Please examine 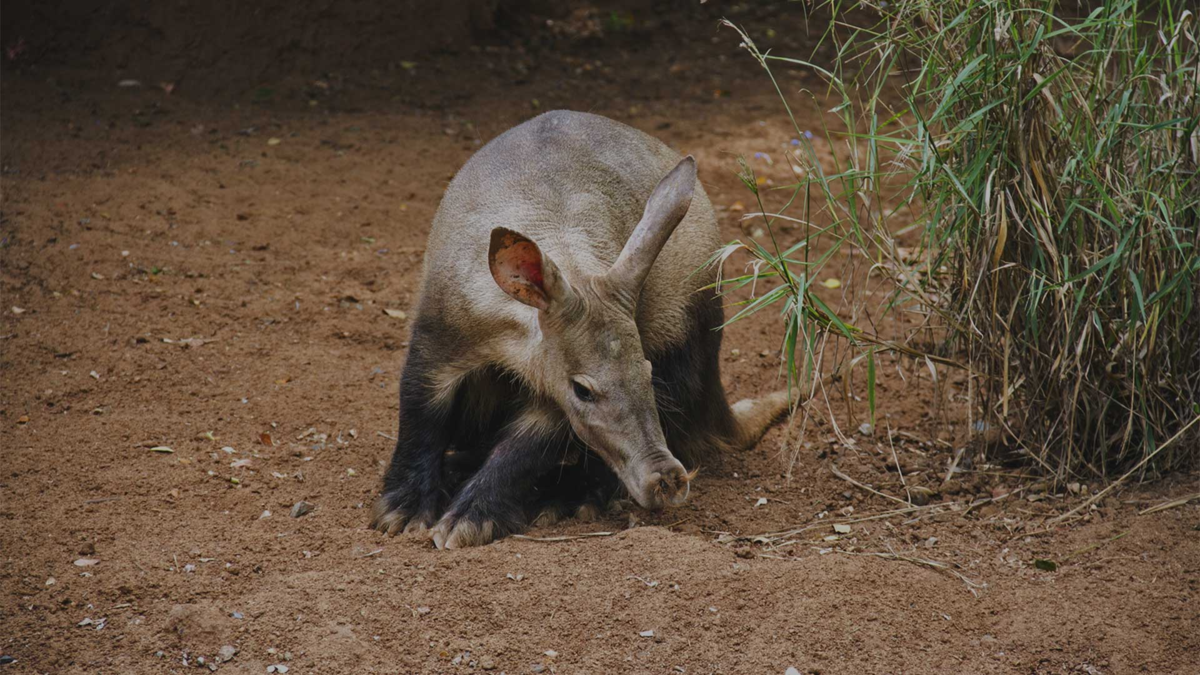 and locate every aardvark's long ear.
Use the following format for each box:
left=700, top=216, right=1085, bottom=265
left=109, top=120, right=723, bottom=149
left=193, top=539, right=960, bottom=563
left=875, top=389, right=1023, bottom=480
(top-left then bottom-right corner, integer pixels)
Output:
left=488, top=227, right=573, bottom=311
left=606, top=156, right=696, bottom=295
